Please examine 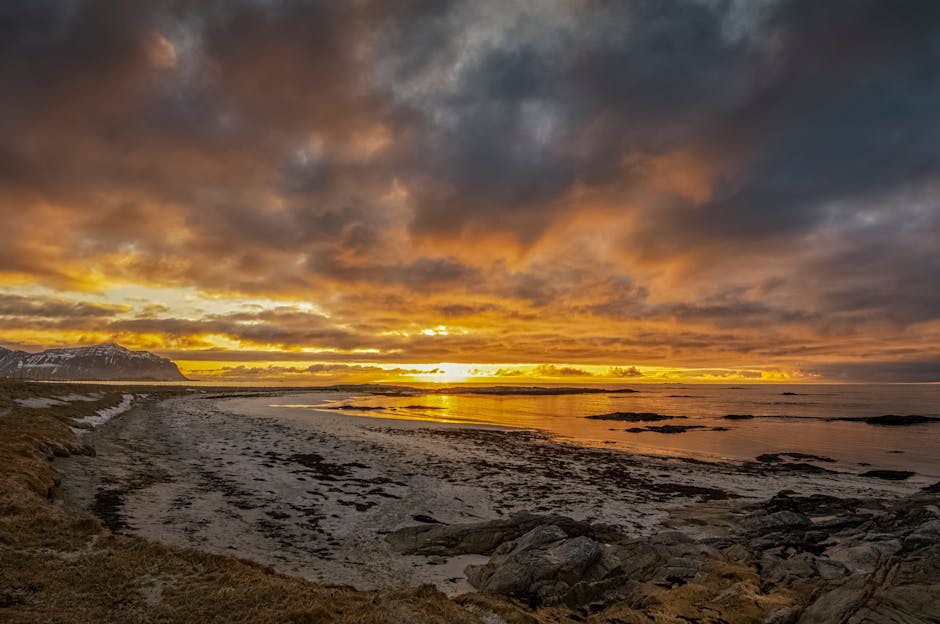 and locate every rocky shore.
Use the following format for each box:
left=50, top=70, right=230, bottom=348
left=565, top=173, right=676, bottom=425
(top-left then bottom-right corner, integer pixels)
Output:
left=7, top=384, right=938, bottom=623
left=388, top=489, right=940, bottom=622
